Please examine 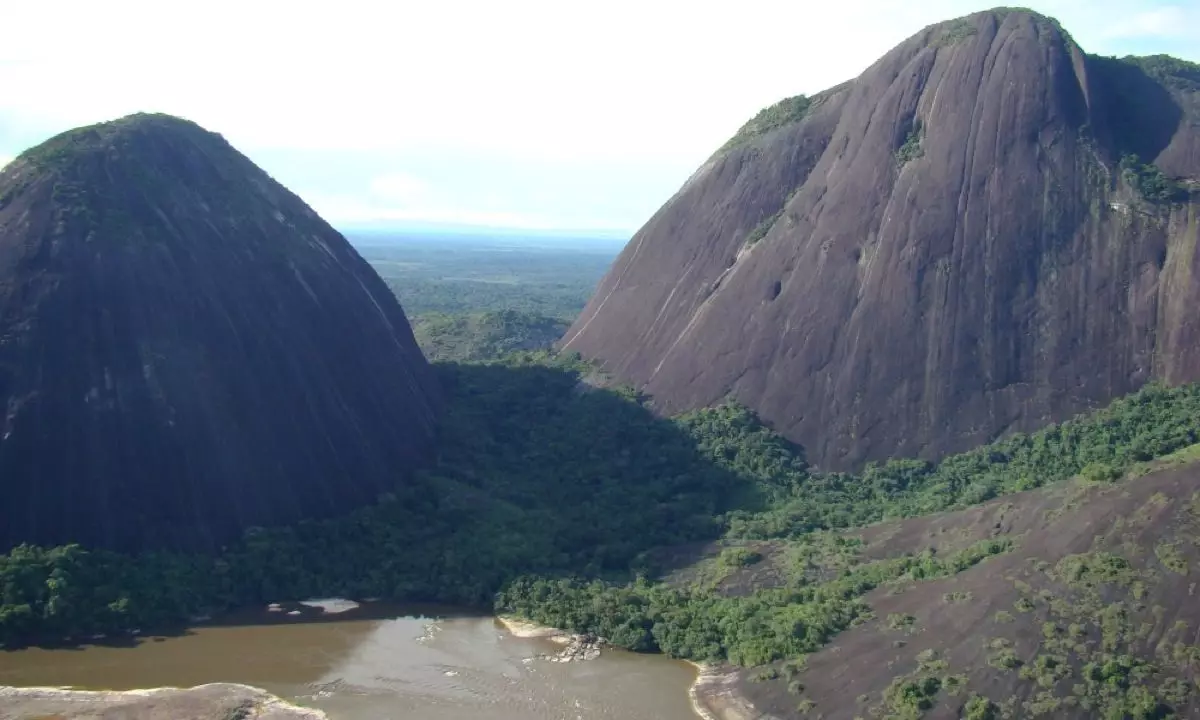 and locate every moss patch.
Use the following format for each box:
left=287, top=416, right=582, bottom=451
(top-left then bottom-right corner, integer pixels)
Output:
left=719, top=96, right=813, bottom=154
